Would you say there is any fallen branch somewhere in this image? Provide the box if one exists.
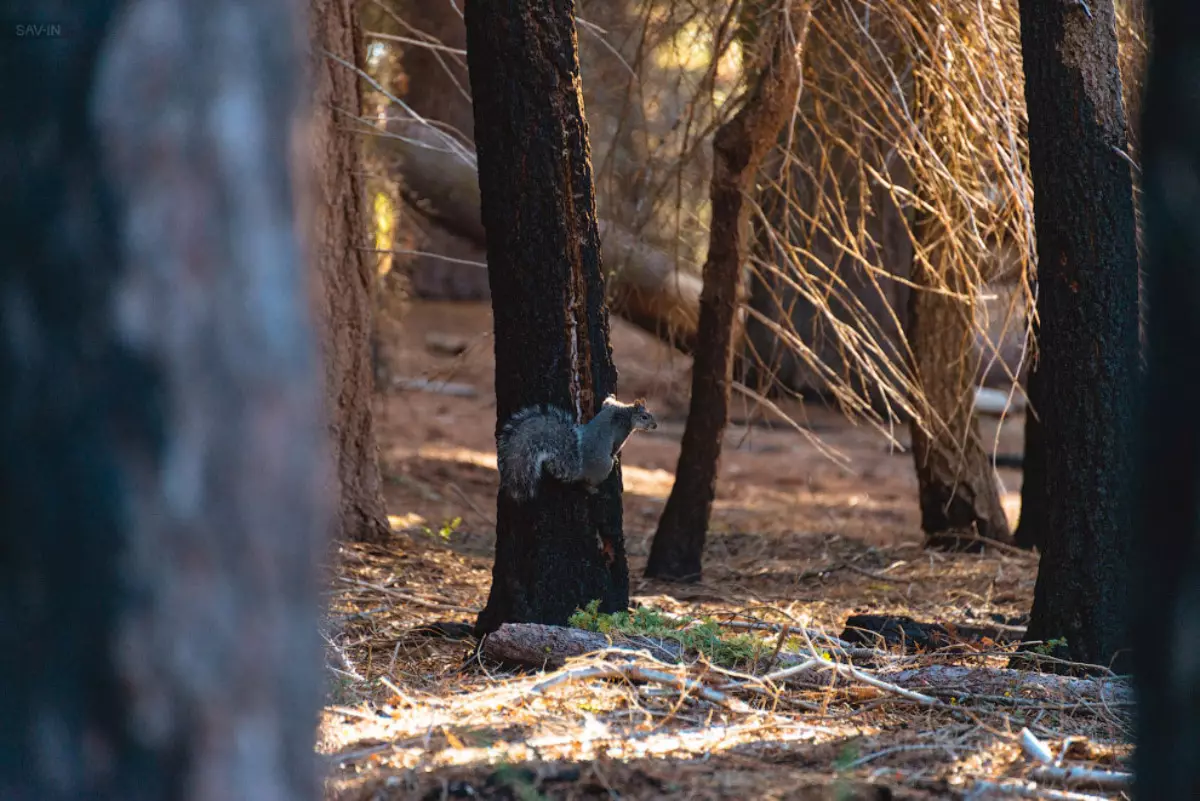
[1018,728,1133,791]
[965,780,1111,801]
[530,661,751,711]
[879,665,1131,705]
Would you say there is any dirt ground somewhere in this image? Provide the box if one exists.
[320,301,1130,800]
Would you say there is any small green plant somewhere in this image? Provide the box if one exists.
[1031,636,1069,656]
[569,600,764,668]
[422,515,462,541]
[833,740,861,773]
[489,763,545,801]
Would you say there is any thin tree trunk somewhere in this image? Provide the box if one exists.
[309,0,391,543]
[1012,321,1047,550]
[907,246,1012,548]
[0,1,329,798]
[906,63,1011,551]
[1133,0,1200,794]
[1012,0,1140,671]
[465,0,628,635]
[645,1,810,582]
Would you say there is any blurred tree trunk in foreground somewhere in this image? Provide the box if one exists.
[1133,0,1200,795]
[0,1,330,798]
[1013,0,1140,671]
[645,0,811,582]
[466,0,629,634]
[310,0,391,543]
[907,18,1011,549]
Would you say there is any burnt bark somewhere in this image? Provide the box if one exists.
[908,218,1012,548]
[1132,0,1200,795]
[1012,325,1047,550]
[0,1,329,798]
[465,0,628,635]
[645,2,810,582]
[309,0,391,543]
[1012,0,1140,671]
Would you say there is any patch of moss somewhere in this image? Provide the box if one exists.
[569,600,767,668]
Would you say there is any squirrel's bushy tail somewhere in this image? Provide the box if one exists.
[496,404,578,502]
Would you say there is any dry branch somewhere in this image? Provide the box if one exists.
[964,781,1111,801]
[879,665,1131,706]
[1018,728,1133,791]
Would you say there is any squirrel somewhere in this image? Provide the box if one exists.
[496,395,658,502]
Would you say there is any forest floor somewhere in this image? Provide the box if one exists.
[319,301,1131,801]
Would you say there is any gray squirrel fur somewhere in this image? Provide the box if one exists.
[496,395,658,502]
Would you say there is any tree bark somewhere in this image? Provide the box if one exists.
[908,265,1011,547]
[309,0,391,543]
[1132,0,1200,795]
[1012,323,1047,550]
[465,0,628,635]
[0,1,330,798]
[1012,0,1140,671]
[645,2,810,582]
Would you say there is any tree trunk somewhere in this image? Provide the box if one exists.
[465,0,628,635]
[1012,0,1140,671]
[645,2,810,582]
[907,249,1012,548]
[906,34,1011,548]
[309,0,391,543]
[0,1,329,798]
[1012,322,1047,550]
[1132,0,1200,795]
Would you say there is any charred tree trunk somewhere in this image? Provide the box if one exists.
[1133,0,1200,795]
[0,1,329,798]
[1012,322,1047,550]
[466,0,628,634]
[645,2,810,582]
[309,0,391,543]
[1012,0,1140,671]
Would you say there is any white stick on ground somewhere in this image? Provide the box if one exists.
[1018,727,1133,791]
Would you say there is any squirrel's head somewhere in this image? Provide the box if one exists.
[629,397,657,431]
[601,395,657,431]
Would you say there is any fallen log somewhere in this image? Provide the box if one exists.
[480,622,683,669]
[369,122,702,352]
[840,613,1026,652]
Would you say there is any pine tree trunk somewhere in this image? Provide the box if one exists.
[907,228,1012,548]
[1012,323,1047,550]
[1013,0,1140,671]
[1133,0,1200,794]
[308,0,391,543]
[465,0,629,635]
[0,1,330,798]
[645,1,811,582]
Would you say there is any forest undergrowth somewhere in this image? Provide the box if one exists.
[319,302,1131,801]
